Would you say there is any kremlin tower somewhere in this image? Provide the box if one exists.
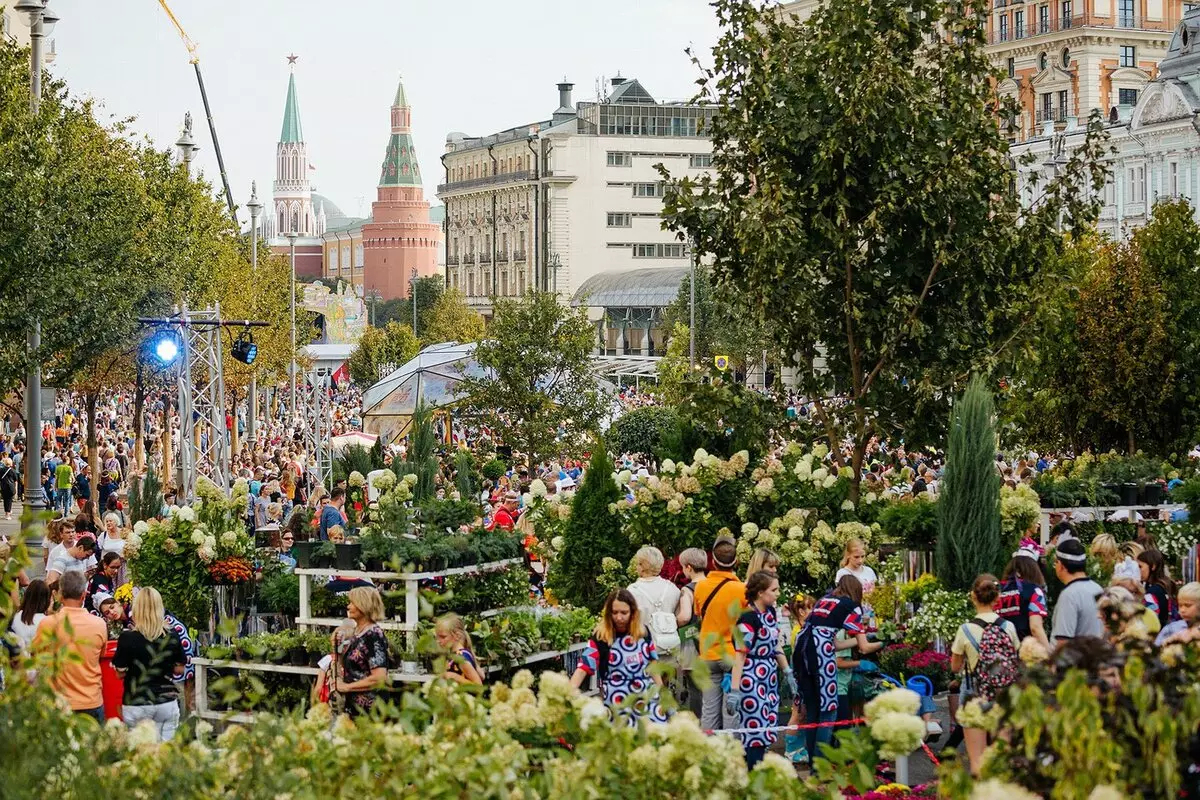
[267,56,324,279]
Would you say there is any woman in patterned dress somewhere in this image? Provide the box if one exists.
[728,570,793,769]
[793,574,881,766]
[570,588,668,726]
[333,586,390,717]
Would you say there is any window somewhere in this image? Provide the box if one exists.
[1118,0,1135,27]
[1038,4,1049,33]
[1061,48,1071,68]
[1038,51,1048,71]
[607,212,632,228]
[518,231,526,255]
[1119,45,1135,68]
[632,182,664,197]
[1058,90,1068,119]
[689,154,713,168]
[1170,161,1180,197]
[329,247,338,271]
[1061,0,1072,27]
[632,243,686,258]
[606,151,632,167]
[341,246,351,270]
[1119,87,1139,106]
[1128,165,1146,203]
[1041,92,1053,120]
[355,243,364,268]
[999,14,1009,40]
[1014,9,1025,37]
[1103,175,1115,205]
[1007,57,1016,78]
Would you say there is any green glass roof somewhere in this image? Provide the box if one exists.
[280,72,304,143]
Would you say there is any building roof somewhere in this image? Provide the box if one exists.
[280,71,304,143]
[608,78,656,104]
[312,193,354,229]
[393,75,409,108]
[572,267,689,308]
[379,132,422,186]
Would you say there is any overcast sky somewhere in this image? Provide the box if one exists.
[44,0,722,227]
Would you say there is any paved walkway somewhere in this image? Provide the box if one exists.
[1,500,48,581]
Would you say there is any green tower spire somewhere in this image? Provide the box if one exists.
[280,70,304,144]
[379,76,421,187]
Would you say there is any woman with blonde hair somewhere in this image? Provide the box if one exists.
[570,588,667,725]
[834,537,877,594]
[746,548,780,579]
[626,545,680,653]
[112,587,185,741]
[435,613,482,685]
[333,585,390,716]
[0,456,17,519]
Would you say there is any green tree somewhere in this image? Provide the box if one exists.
[346,322,420,388]
[661,0,1106,497]
[456,291,602,464]
[548,444,629,611]
[936,376,1004,591]
[607,406,681,460]
[662,264,777,376]
[373,276,443,333]
[655,321,693,402]
[423,288,485,344]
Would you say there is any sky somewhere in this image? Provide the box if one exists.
[44,0,723,228]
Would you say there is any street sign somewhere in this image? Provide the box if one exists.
[714,355,730,371]
[40,388,56,424]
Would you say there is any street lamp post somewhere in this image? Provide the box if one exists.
[246,182,263,446]
[285,232,298,421]
[689,246,696,371]
[175,112,198,174]
[16,0,60,523]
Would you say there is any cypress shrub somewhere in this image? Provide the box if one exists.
[935,375,1004,590]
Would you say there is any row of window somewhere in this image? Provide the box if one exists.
[327,243,364,272]
[1004,45,1138,80]
[605,151,712,168]
[605,212,661,227]
[450,230,529,260]
[453,269,529,298]
[994,0,1144,40]
[1089,162,1184,207]
[631,243,686,259]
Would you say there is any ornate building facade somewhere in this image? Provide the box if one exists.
[265,58,325,279]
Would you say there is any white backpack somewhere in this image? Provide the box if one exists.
[645,592,680,653]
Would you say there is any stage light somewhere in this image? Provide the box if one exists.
[231,328,257,365]
[149,329,181,367]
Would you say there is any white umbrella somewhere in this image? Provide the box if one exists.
[330,431,378,451]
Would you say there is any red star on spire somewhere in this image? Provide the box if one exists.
[287,53,298,65]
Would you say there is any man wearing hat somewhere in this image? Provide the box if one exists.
[1050,538,1103,642]
[693,535,746,730]
[490,492,520,532]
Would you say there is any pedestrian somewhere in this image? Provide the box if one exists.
[32,571,108,723]
[435,613,483,685]
[0,457,16,519]
[570,588,668,726]
[1051,539,1104,642]
[1156,581,1200,645]
[693,535,747,731]
[626,546,681,654]
[674,547,708,719]
[8,578,51,652]
[319,487,346,541]
[45,533,97,588]
[728,570,792,769]
[996,540,1051,650]
[1137,548,1176,629]
[793,574,881,766]
[112,587,185,741]
[332,586,389,717]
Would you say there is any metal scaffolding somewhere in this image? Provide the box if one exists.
[175,303,230,500]
[298,366,332,489]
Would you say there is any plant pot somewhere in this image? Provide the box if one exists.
[307,651,325,668]
[294,541,315,568]
[364,557,385,572]
[289,646,308,666]
[1120,483,1139,507]
[401,660,421,675]
[233,646,248,662]
[1143,483,1163,506]
[335,543,362,571]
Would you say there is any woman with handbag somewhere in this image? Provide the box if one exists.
[0,457,17,520]
[332,587,389,717]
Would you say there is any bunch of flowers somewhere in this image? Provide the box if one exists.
[740,443,884,528]
[1154,521,1200,561]
[956,698,1004,733]
[842,785,939,800]
[863,688,926,760]
[904,587,971,647]
[899,573,939,605]
[736,513,878,592]
[208,556,254,585]
[1000,483,1041,545]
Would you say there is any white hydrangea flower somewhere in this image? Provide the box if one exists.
[812,467,829,482]
[347,471,366,488]
[841,499,855,511]
[550,536,564,552]
[176,505,196,523]
[1088,787,1124,800]
[219,531,238,549]
[529,479,548,498]
[660,459,676,474]
[865,492,879,504]
[402,473,419,486]
[190,530,207,546]
[741,522,759,537]
[693,448,709,462]
[127,720,159,749]
[869,711,926,760]
[203,536,217,551]
[970,780,1041,800]
[579,697,608,729]
[197,545,216,563]
[864,688,921,721]
[822,475,837,488]
[133,520,150,536]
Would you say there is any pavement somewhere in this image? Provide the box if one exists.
[1,499,48,581]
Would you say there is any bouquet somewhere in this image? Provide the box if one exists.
[209,556,254,585]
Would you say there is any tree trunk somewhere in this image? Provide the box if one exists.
[1128,428,1136,456]
[86,392,100,498]
[133,375,146,472]
[849,439,865,503]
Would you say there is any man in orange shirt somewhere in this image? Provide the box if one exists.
[34,570,108,723]
[693,535,746,731]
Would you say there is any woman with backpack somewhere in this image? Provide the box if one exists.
[1137,548,1176,629]
[727,570,793,769]
[570,588,668,727]
[625,546,681,655]
[950,574,1019,776]
[793,574,881,767]
[995,540,1051,651]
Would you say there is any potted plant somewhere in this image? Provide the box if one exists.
[1144,480,1164,506]
[335,539,363,570]
[400,650,422,675]
[311,541,337,569]
[206,643,233,661]
[303,631,330,667]
[294,539,316,568]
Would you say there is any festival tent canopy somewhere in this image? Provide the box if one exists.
[330,431,379,451]
[361,342,483,442]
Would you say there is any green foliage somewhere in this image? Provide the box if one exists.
[333,443,380,487]
[393,405,439,502]
[662,263,779,376]
[669,377,784,464]
[127,470,163,524]
[415,498,480,534]
[442,567,528,616]
[936,376,1004,591]
[346,321,421,389]
[257,571,300,617]
[662,0,1106,498]
[421,287,485,344]
[549,445,629,612]
[606,406,681,459]
[453,449,477,498]
[655,321,693,403]
[456,290,603,464]
[373,275,444,333]
[904,588,972,647]
[482,458,507,482]
[877,495,939,548]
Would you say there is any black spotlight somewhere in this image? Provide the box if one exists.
[231,328,257,365]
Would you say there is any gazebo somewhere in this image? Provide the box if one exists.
[361,342,483,442]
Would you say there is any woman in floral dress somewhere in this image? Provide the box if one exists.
[334,586,390,717]
[570,588,667,726]
[728,571,793,769]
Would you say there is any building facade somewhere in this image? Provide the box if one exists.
[438,78,715,320]
[265,59,325,279]
[780,0,1190,141]
[1012,9,1200,237]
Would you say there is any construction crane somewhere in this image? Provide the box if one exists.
[156,0,238,225]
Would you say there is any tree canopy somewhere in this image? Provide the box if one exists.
[422,288,485,345]
[661,0,1107,495]
[346,322,421,389]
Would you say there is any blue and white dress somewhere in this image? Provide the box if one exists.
[734,606,781,747]
[579,631,669,726]
[795,595,864,713]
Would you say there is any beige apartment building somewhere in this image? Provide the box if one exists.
[780,0,1191,139]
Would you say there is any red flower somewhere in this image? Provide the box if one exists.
[353,502,363,512]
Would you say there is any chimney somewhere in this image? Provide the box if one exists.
[553,78,576,125]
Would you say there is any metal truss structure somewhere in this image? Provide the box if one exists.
[176,304,230,501]
[297,366,332,489]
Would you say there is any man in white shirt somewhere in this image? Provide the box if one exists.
[45,533,98,588]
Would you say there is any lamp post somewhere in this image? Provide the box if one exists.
[16,0,59,523]
[285,231,298,421]
[246,182,263,446]
[689,245,696,371]
[175,112,198,174]
[366,289,383,326]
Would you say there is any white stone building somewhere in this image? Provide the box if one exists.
[438,77,715,341]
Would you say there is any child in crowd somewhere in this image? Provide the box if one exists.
[435,613,483,685]
[783,593,816,764]
[1156,582,1200,646]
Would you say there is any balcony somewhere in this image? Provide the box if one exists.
[447,255,460,266]
[512,250,527,262]
[1035,108,1069,124]
[496,252,509,263]
[436,170,537,195]
[462,254,476,266]
[988,13,1177,45]
[480,253,492,264]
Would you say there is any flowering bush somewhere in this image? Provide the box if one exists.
[999,484,1040,546]
[876,643,952,692]
[208,556,254,585]
[737,513,879,593]
[1153,521,1200,562]
[863,688,925,760]
[904,588,971,647]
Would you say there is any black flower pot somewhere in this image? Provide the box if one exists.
[294,541,315,568]
[1143,483,1163,506]
[289,646,308,666]
[335,543,362,571]
[1120,483,1139,507]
